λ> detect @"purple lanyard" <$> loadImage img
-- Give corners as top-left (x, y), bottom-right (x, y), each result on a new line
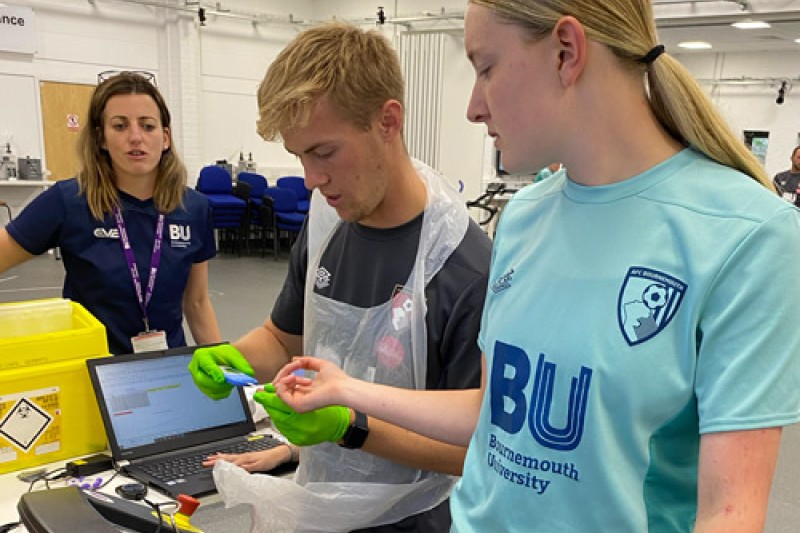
top-left (113, 206), bottom-right (164, 332)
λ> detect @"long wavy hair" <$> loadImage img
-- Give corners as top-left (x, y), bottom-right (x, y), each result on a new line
top-left (76, 72), bottom-right (188, 220)
top-left (470, 0), bottom-right (774, 190)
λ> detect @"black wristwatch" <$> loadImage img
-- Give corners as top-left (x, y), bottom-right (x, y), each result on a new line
top-left (339, 410), bottom-right (369, 449)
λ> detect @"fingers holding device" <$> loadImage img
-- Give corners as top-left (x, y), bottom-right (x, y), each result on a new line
top-left (220, 365), bottom-right (259, 387)
top-left (187, 344), bottom-right (255, 399)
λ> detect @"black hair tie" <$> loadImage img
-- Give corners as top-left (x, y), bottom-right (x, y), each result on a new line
top-left (639, 44), bottom-right (665, 65)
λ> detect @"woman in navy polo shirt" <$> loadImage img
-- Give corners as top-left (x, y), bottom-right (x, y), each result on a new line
top-left (0, 72), bottom-right (221, 354)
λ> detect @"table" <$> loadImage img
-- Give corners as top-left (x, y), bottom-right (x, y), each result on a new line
top-left (0, 429), bottom-right (284, 532)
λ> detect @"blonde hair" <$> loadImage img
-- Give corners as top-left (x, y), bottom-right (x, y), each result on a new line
top-left (77, 72), bottom-right (187, 220)
top-left (256, 21), bottom-right (405, 141)
top-left (470, 0), bottom-right (774, 190)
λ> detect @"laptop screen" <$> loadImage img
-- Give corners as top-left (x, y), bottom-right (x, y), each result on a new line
top-left (87, 347), bottom-right (256, 461)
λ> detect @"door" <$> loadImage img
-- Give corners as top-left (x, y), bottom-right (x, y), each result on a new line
top-left (39, 81), bottom-right (95, 181)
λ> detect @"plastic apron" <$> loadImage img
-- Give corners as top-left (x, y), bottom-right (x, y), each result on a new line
top-left (214, 160), bottom-right (469, 532)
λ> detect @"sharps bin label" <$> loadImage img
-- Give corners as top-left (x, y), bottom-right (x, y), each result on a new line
top-left (0, 388), bottom-right (56, 454)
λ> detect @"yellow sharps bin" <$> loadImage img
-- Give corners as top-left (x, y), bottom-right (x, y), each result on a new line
top-left (0, 298), bottom-right (111, 474)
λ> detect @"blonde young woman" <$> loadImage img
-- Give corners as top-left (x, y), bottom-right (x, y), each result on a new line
top-left (0, 72), bottom-right (221, 354)
top-left (272, 1), bottom-right (800, 532)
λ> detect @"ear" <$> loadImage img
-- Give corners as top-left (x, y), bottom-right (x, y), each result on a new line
top-left (163, 127), bottom-right (171, 151)
top-left (552, 16), bottom-right (587, 88)
top-left (97, 127), bottom-right (107, 150)
top-left (377, 99), bottom-right (404, 142)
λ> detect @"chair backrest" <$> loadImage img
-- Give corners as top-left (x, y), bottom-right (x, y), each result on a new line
top-left (197, 165), bottom-right (233, 194)
top-left (265, 186), bottom-right (299, 212)
top-left (236, 172), bottom-right (268, 199)
top-left (232, 180), bottom-right (252, 202)
top-left (276, 176), bottom-right (309, 201)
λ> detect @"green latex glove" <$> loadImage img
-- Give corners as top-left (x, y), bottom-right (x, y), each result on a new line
top-left (188, 344), bottom-right (255, 400)
top-left (254, 384), bottom-right (350, 446)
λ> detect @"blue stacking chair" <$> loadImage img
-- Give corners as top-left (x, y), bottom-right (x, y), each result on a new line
top-left (236, 172), bottom-right (271, 254)
top-left (196, 165), bottom-right (247, 254)
top-left (276, 176), bottom-right (310, 214)
top-left (263, 186), bottom-right (306, 259)
top-left (236, 172), bottom-right (269, 208)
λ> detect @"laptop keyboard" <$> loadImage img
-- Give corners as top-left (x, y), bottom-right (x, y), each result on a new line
top-left (138, 436), bottom-right (282, 482)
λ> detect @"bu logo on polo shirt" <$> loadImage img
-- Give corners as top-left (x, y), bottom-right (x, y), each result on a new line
top-left (169, 224), bottom-right (191, 248)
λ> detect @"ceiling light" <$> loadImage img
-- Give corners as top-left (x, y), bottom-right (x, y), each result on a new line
top-left (795, 38), bottom-right (800, 44)
top-left (678, 41), bottom-right (713, 50)
top-left (731, 20), bottom-right (771, 29)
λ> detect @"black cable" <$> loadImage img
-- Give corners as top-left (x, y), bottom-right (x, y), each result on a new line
top-left (143, 499), bottom-right (163, 533)
top-left (95, 467), bottom-right (120, 489)
top-left (143, 499), bottom-right (179, 533)
top-left (27, 467), bottom-right (67, 492)
top-left (0, 522), bottom-right (20, 533)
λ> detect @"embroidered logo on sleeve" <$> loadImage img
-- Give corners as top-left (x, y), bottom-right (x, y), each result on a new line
top-left (491, 268), bottom-right (515, 294)
top-left (618, 267), bottom-right (686, 346)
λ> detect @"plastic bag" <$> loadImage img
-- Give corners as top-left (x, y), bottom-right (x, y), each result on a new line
top-left (213, 461), bottom-right (453, 533)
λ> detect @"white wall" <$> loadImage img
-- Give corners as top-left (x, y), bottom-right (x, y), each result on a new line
top-left (1, 0), bottom-right (798, 192)
top-left (0, 0), bottom-right (163, 166)
top-left (0, 0), bottom-right (314, 185)
top-left (677, 50), bottom-right (800, 177)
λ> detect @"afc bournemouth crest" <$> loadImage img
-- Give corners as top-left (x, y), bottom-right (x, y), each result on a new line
top-left (618, 267), bottom-right (686, 346)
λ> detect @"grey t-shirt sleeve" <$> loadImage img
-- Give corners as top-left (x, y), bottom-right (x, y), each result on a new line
top-left (424, 221), bottom-right (490, 390)
top-left (270, 222), bottom-right (308, 335)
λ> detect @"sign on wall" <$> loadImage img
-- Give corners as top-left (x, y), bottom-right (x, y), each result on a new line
top-left (0, 5), bottom-right (37, 54)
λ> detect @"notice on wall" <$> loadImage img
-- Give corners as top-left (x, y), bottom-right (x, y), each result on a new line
top-left (0, 5), bottom-right (37, 54)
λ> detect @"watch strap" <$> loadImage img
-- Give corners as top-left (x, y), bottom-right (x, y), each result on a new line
top-left (339, 410), bottom-right (369, 449)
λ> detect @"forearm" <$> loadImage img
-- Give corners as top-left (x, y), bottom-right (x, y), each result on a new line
top-left (183, 296), bottom-right (222, 345)
top-left (235, 318), bottom-right (300, 383)
top-left (694, 427), bottom-right (781, 533)
top-left (0, 229), bottom-right (33, 274)
top-left (342, 382), bottom-right (482, 447)
top-left (362, 416), bottom-right (467, 475)
top-left (182, 261), bottom-right (221, 345)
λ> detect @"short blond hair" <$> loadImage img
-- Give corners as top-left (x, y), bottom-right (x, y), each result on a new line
top-left (257, 21), bottom-right (405, 141)
top-left (471, 0), bottom-right (773, 190)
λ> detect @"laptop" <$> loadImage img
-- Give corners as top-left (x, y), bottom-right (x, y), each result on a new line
top-left (86, 346), bottom-right (282, 498)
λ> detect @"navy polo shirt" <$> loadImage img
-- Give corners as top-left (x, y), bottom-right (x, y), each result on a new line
top-left (7, 179), bottom-right (216, 354)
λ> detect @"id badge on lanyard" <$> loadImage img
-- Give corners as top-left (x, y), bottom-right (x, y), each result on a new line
top-left (114, 206), bottom-right (169, 353)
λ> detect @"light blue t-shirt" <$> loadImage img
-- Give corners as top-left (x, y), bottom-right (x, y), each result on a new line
top-left (452, 149), bottom-right (800, 532)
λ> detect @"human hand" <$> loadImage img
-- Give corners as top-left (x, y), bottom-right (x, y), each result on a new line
top-left (272, 356), bottom-right (352, 413)
top-left (188, 344), bottom-right (254, 400)
top-left (202, 444), bottom-right (294, 473)
top-left (253, 384), bottom-right (350, 446)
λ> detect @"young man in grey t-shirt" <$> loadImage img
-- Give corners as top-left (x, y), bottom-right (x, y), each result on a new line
top-left (773, 145), bottom-right (800, 206)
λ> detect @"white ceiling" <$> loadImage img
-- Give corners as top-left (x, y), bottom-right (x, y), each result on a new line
top-left (656, 12), bottom-right (800, 54)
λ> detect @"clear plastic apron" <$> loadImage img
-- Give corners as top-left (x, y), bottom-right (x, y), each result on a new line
top-left (214, 160), bottom-right (469, 532)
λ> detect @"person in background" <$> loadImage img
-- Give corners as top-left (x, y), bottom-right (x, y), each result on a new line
top-left (189, 21), bottom-right (490, 533)
top-left (773, 145), bottom-right (800, 206)
top-left (270, 1), bottom-right (800, 533)
top-left (0, 72), bottom-right (221, 355)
